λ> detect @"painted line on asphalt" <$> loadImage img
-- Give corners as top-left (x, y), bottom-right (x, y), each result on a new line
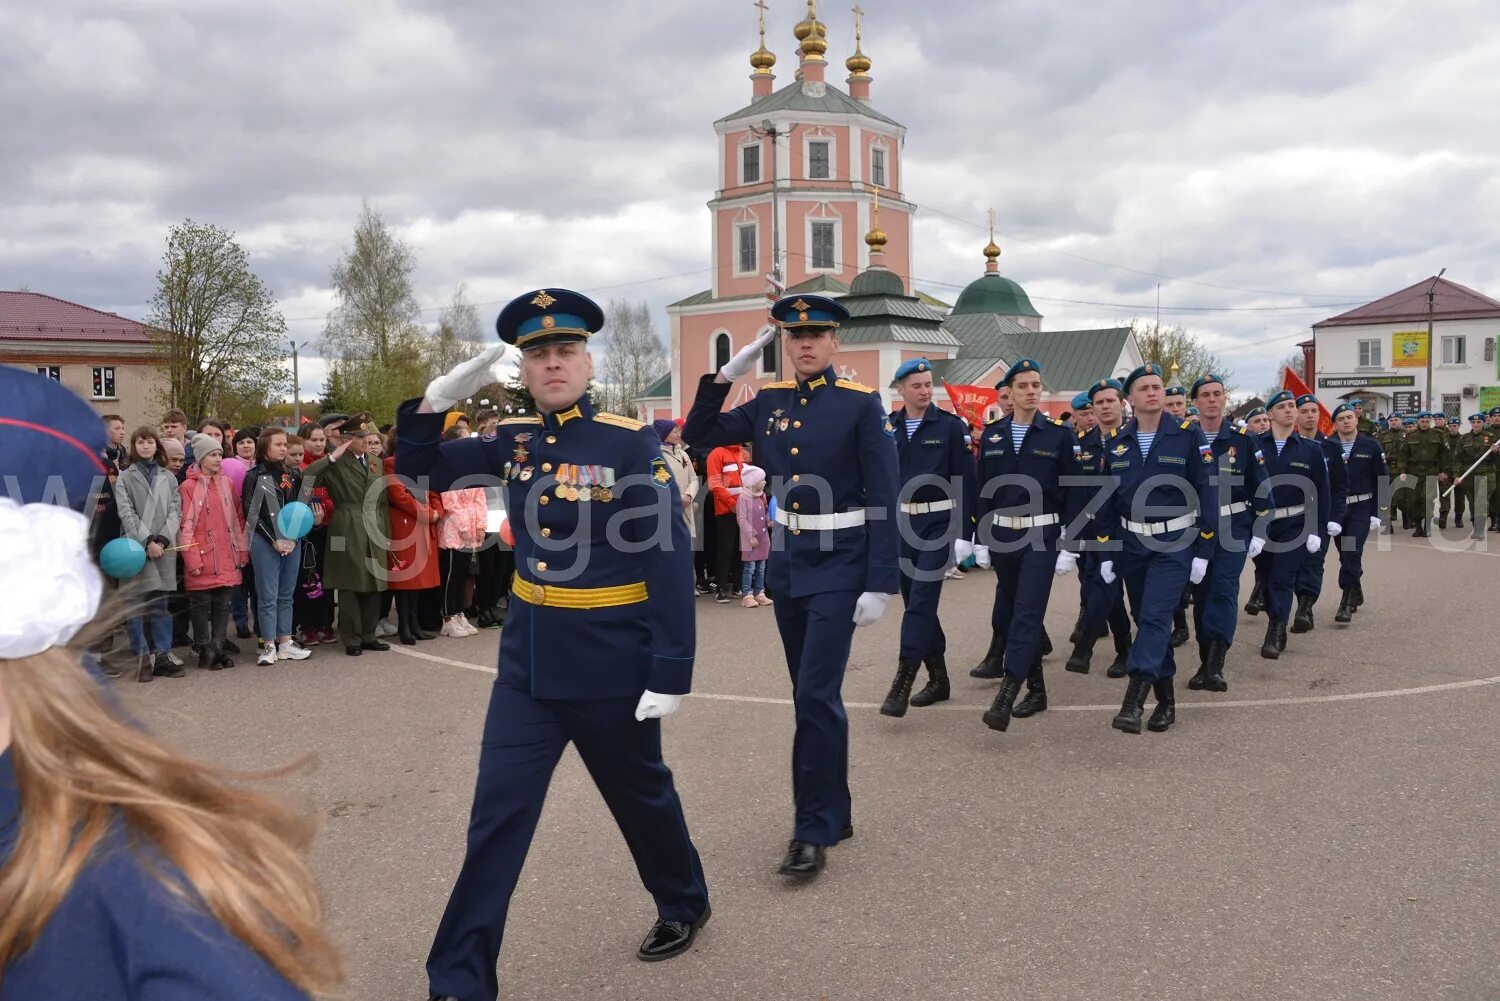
top-left (386, 646), bottom-right (1500, 711)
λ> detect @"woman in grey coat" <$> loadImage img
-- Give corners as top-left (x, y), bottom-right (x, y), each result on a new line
top-left (113, 426), bottom-right (184, 682)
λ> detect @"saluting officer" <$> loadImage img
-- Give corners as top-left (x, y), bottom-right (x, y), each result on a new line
top-left (1185, 373), bottom-right (1268, 693)
top-left (972, 359), bottom-right (1085, 732)
top-left (879, 357), bottom-right (977, 717)
top-left (1254, 390), bottom-right (1331, 660)
top-left (1291, 394), bottom-right (1347, 634)
top-left (1329, 402), bottom-right (1387, 622)
top-left (1094, 364), bottom-right (1218, 734)
top-left (1064, 378), bottom-right (1134, 678)
top-left (399, 289), bottom-right (710, 1001)
top-left (684, 294), bottom-right (899, 880)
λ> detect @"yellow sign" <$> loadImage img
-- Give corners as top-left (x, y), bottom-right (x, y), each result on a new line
top-left (1392, 330), bottom-right (1428, 367)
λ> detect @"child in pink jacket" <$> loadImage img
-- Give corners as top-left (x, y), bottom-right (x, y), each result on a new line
top-left (736, 465), bottom-right (772, 607)
top-left (179, 434), bottom-right (249, 669)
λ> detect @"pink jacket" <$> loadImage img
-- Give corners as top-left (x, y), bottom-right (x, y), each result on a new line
top-left (736, 490), bottom-right (770, 561)
top-left (437, 487), bottom-right (489, 550)
top-left (178, 465), bottom-right (248, 590)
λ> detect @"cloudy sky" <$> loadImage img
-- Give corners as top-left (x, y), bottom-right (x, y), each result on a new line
top-left (5, 0), bottom-right (1499, 399)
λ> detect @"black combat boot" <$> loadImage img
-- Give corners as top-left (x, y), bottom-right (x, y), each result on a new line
top-left (1350, 581), bottom-right (1365, 611)
top-left (1170, 609), bottom-right (1190, 648)
top-left (195, 644), bottom-right (214, 670)
top-left (1068, 611), bottom-right (1085, 645)
top-left (1243, 581), bottom-right (1266, 616)
top-left (1203, 640), bottom-right (1229, 692)
top-left (1261, 619), bottom-right (1284, 660)
top-left (879, 658), bottom-right (923, 718)
top-left (1040, 628), bottom-right (1053, 658)
top-left (909, 654), bottom-right (950, 707)
top-left (1412, 519), bottom-right (1428, 538)
top-left (1334, 589), bottom-right (1355, 623)
top-left (1105, 631), bottom-right (1131, 679)
top-left (1455, 513), bottom-right (1464, 529)
top-left (969, 630), bottom-right (1005, 679)
top-left (1147, 677), bottom-right (1176, 732)
top-left (1065, 631), bottom-right (1100, 673)
top-left (1437, 514), bottom-right (1448, 530)
top-left (1187, 640), bottom-right (1212, 690)
top-left (1011, 660), bottom-right (1047, 719)
top-left (1111, 675), bottom-right (1152, 734)
top-left (981, 675), bottom-right (1025, 732)
top-left (1290, 595), bottom-right (1315, 634)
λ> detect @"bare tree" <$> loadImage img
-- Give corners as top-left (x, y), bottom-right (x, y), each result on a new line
top-left (1131, 319), bottom-right (1234, 391)
top-left (596, 299), bottom-right (667, 416)
top-left (426, 283), bottom-right (485, 377)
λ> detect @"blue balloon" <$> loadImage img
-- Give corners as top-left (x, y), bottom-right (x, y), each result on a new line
top-left (768, 496), bottom-right (777, 522)
top-left (100, 537), bottom-right (147, 579)
top-left (277, 501), bottom-right (315, 541)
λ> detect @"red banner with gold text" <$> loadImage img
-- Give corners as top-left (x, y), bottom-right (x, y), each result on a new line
top-left (942, 381), bottom-right (998, 438)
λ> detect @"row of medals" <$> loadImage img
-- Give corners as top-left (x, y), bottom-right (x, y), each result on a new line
top-left (505, 434), bottom-right (614, 502)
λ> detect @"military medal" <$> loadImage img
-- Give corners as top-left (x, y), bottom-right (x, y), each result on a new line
top-left (565, 464), bottom-right (579, 501)
top-left (503, 461), bottom-right (513, 479)
top-left (555, 464), bottom-right (569, 498)
top-left (578, 465), bottom-right (591, 503)
top-left (519, 466), bottom-right (533, 481)
top-left (512, 433), bottom-right (531, 465)
top-left (600, 467), bottom-right (614, 502)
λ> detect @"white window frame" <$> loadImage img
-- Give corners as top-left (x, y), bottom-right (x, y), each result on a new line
top-left (35, 365), bottom-right (60, 382)
top-left (803, 133), bottom-right (836, 181)
top-left (733, 221), bottom-right (759, 278)
top-left (1356, 338), bottom-right (1381, 368)
top-left (91, 365), bottom-right (116, 400)
top-left (1441, 335), bottom-right (1466, 365)
top-left (712, 330), bottom-right (732, 373)
top-left (807, 218), bottom-right (839, 272)
top-left (758, 328), bottom-right (779, 377)
top-left (738, 139), bottom-right (762, 186)
top-left (870, 145), bottom-right (887, 189)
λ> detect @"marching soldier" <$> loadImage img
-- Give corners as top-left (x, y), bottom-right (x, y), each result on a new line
top-left (684, 294), bottom-right (899, 879)
top-left (1094, 364), bottom-right (1217, 734)
top-left (973, 359), bottom-right (1084, 732)
top-left (879, 358), bottom-right (977, 716)
top-left (1378, 413), bottom-right (1407, 532)
top-left (1439, 416), bottom-right (1463, 528)
top-left (1242, 406), bottom-right (1275, 616)
top-left (1066, 392), bottom-right (1096, 643)
top-left (1292, 394), bottom-right (1347, 634)
top-left (401, 290), bottom-right (710, 1001)
top-left (1064, 379), bottom-right (1133, 678)
top-left (1402, 411), bottom-right (1450, 537)
top-left (1254, 391), bottom-right (1331, 660)
top-left (1453, 414), bottom-right (1490, 538)
top-left (1329, 402), bottom-right (1387, 622)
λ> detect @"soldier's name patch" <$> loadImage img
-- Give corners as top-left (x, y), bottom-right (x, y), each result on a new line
top-left (1032, 449), bottom-right (1056, 457)
top-left (1158, 455), bottom-right (1186, 466)
top-left (1110, 460), bottom-right (1131, 470)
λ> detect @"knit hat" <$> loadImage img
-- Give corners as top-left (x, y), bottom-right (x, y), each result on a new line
top-left (190, 433), bottom-right (223, 465)
top-left (443, 411), bottom-right (469, 433)
top-left (740, 464), bottom-right (766, 489)
top-left (652, 418), bottom-right (677, 441)
top-left (161, 437), bottom-right (185, 460)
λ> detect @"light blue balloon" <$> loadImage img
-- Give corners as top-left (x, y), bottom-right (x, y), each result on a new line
top-left (100, 537), bottom-right (147, 579)
top-left (768, 496), bottom-right (777, 522)
top-left (276, 501), bottom-right (315, 540)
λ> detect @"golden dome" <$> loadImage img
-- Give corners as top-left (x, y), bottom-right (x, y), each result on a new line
top-left (983, 238), bottom-right (1002, 263)
top-left (846, 48), bottom-right (871, 76)
top-left (794, 0), bottom-right (827, 59)
top-left (751, 43), bottom-right (777, 73)
top-left (865, 225), bottom-right (888, 252)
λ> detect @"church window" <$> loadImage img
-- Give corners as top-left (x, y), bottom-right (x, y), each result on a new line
top-left (871, 147), bottom-right (886, 188)
top-left (713, 332), bottom-right (731, 372)
top-left (809, 141), bottom-right (830, 179)
top-left (736, 224), bottom-right (758, 275)
top-left (742, 144), bottom-right (761, 184)
top-left (811, 222), bottom-right (836, 269)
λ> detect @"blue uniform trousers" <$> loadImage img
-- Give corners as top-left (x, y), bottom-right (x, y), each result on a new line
top-left (988, 528), bottom-right (1059, 682)
top-left (1263, 517), bottom-right (1307, 622)
top-left (1192, 516), bottom-right (1252, 647)
top-left (427, 684), bottom-right (708, 1001)
top-left (1336, 503), bottom-right (1375, 590)
top-left (897, 514), bottom-right (950, 662)
top-left (1080, 551), bottom-right (1131, 638)
top-left (1294, 530), bottom-right (1331, 600)
top-left (1118, 544), bottom-right (1192, 681)
top-left (770, 577), bottom-right (858, 846)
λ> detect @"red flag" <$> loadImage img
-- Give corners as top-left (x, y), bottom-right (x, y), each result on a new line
top-left (941, 381), bottom-right (998, 438)
top-left (1281, 368), bottom-right (1334, 436)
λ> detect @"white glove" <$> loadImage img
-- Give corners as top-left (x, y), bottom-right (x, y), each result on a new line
top-left (1305, 534), bottom-right (1321, 554)
top-left (973, 544), bottom-right (991, 569)
top-left (1054, 550), bottom-right (1078, 576)
top-left (1099, 560), bottom-right (1116, 584)
top-left (954, 538), bottom-right (974, 564)
top-left (1327, 521), bottom-right (1342, 538)
top-left (1369, 516), bottom-right (1381, 531)
top-left (852, 591), bottom-right (890, 628)
top-left (1189, 557), bottom-right (1209, 585)
top-left (1248, 536), bottom-right (1265, 558)
top-left (424, 343), bottom-right (515, 412)
top-left (634, 690), bottom-right (683, 721)
top-left (718, 324), bottom-right (777, 382)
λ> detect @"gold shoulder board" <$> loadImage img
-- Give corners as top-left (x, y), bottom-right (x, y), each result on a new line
top-left (498, 416), bottom-right (541, 426)
top-left (835, 378), bottom-right (875, 393)
top-left (593, 412), bottom-right (646, 432)
top-left (762, 380), bottom-right (796, 390)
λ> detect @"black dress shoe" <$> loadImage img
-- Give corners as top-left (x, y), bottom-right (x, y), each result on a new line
top-left (361, 640), bottom-right (391, 652)
top-left (779, 840), bottom-right (826, 878)
top-left (840, 823), bottom-right (854, 841)
top-left (637, 902), bottom-right (711, 962)
top-left (345, 645), bottom-right (362, 656)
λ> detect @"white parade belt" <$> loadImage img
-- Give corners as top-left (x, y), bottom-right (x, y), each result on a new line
top-left (1269, 504), bottom-right (1306, 520)
top-left (1124, 513), bottom-right (1196, 536)
top-left (990, 512), bottom-right (1059, 529)
top-left (1346, 493), bottom-right (1373, 504)
top-left (900, 499), bottom-right (956, 514)
top-left (774, 508), bottom-right (867, 531)
top-left (1219, 501), bottom-right (1248, 516)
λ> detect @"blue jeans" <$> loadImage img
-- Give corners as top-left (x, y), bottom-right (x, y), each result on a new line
top-left (127, 591), bottom-right (174, 655)
top-left (250, 534), bottom-right (302, 641)
top-left (740, 559), bottom-right (766, 595)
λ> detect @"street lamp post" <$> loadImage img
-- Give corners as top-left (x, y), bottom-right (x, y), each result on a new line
top-left (289, 339), bottom-right (309, 427)
top-left (749, 117), bottom-right (787, 381)
top-left (1425, 267), bottom-right (1446, 413)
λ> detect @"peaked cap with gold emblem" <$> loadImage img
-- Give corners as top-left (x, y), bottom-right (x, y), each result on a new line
top-left (496, 288), bottom-right (606, 349)
top-left (770, 293), bottom-right (850, 330)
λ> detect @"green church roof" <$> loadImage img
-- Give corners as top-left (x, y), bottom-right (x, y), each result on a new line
top-left (950, 273), bottom-right (1042, 319)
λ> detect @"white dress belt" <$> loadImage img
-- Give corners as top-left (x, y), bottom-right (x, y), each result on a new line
top-left (901, 499), bottom-right (956, 514)
top-left (1346, 493), bottom-right (1373, 504)
top-left (1219, 501), bottom-right (1248, 516)
top-left (773, 508), bottom-right (867, 531)
top-left (990, 512), bottom-right (1060, 529)
top-left (1270, 504), bottom-right (1306, 520)
top-left (1123, 513), bottom-right (1197, 536)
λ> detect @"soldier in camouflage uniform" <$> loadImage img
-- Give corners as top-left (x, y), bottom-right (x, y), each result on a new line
top-left (1355, 400), bottom-right (1377, 438)
top-left (1438, 417), bottom-right (1463, 528)
top-left (1378, 414), bottom-right (1407, 533)
top-left (1401, 412), bottom-right (1451, 537)
top-left (1452, 414), bottom-right (1493, 538)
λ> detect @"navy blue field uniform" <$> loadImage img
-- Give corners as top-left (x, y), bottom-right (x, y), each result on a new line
top-left (1332, 433), bottom-right (1387, 620)
top-left (1292, 433), bottom-right (1349, 630)
top-left (1187, 424), bottom-right (1269, 691)
top-left (1069, 424), bottom-right (1133, 674)
top-left (1094, 417), bottom-right (1217, 732)
top-left (1255, 431), bottom-right (1332, 659)
top-left (398, 394), bottom-right (708, 1001)
top-left (973, 412), bottom-right (1084, 730)
top-left (684, 365), bottom-right (899, 849)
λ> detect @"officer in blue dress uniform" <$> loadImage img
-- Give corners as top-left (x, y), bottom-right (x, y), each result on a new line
top-left (973, 359), bottom-right (1086, 732)
top-left (1184, 373), bottom-right (1269, 693)
top-left (1241, 406), bottom-right (1276, 615)
top-left (1253, 390), bottom-right (1331, 661)
top-left (1292, 394), bottom-right (1348, 634)
top-left (1329, 402), bottom-right (1388, 622)
top-left (1064, 378), bottom-right (1134, 677)
top-left (1065, 391), bottom-right (1096, 643)
top-left (683, 294), bottom-right (899, 880)
top-left (397, 289), bottom-right (710, 1001)
top-left (1093, 364), bottom-right (1218, 734)
top-left (879, 357), bottom-right (977, 717)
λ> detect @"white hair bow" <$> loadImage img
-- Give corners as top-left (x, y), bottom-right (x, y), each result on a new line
top-left (0, 498), bottom-right (103, 660)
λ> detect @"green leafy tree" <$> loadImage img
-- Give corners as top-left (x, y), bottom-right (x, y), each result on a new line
top-left (1131, 319), bottom-right (1234, 392)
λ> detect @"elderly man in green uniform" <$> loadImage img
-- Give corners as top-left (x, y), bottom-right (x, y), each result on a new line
top-left (1379, 414), bottom-right (1408, 533)
top-left (1402, 412), bottom-right (1450, 537)
top-left (303, 412), bottom-right (391, 655)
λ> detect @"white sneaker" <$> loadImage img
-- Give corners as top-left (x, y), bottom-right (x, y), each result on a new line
top-left (461, 616), bottom-right (481, 637)
top-left (256, 643), bottom-right (277, 666)
top-left (376, 619), bottom-right (398, 637)
top-left (440, 617), bottom-right (463, 638)
top-left (277, 640), bottom-right (312, 661)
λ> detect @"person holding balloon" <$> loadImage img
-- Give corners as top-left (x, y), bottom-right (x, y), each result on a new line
top-left (180, 433), bottom-right (251, 670)
top-left (112, 426), bottom-right (185, 683)
top-left (243, 429), bottom-right (315, 665)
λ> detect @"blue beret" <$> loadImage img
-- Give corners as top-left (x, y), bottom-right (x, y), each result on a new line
top-left (1088, 378), bottom-right (1124, 399)
top-left (1189, 373), bottom-right (1225, 397)
top-left (1185, 406), bottom-right (1199, 417)
top-left (496, 288), bottom-right (604, 349)
top-left (1447, 416), bottom-right (1460, 425)
top-left (997, 358), bottom-right (1041, 388)
top-left (894, 358), bottom-right (932, 382)
top-left (1295, 394), bottom-right (1319, 408)
top-left (1122, 364), bottom-right (1163, 394)
top-left (1071, 392), bottom-right (1092, 411)
top-left (1331, 403), bottom-right (1357, 420)
top-left (1489, 407), bottom-right (1500, 417)
top-left (1164, 386), bottom-right (1187, 398)
top-left (1245, 406), bottom-right (1268, 418)
top-left (1469, 414), bottom-right (1486, 422)
top-left (1266, 390), bottom-right (1296, 409)
top-left (0, 367), bottom-right (107, 512)
top-left (771, 293), bottom-right (849, 329)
